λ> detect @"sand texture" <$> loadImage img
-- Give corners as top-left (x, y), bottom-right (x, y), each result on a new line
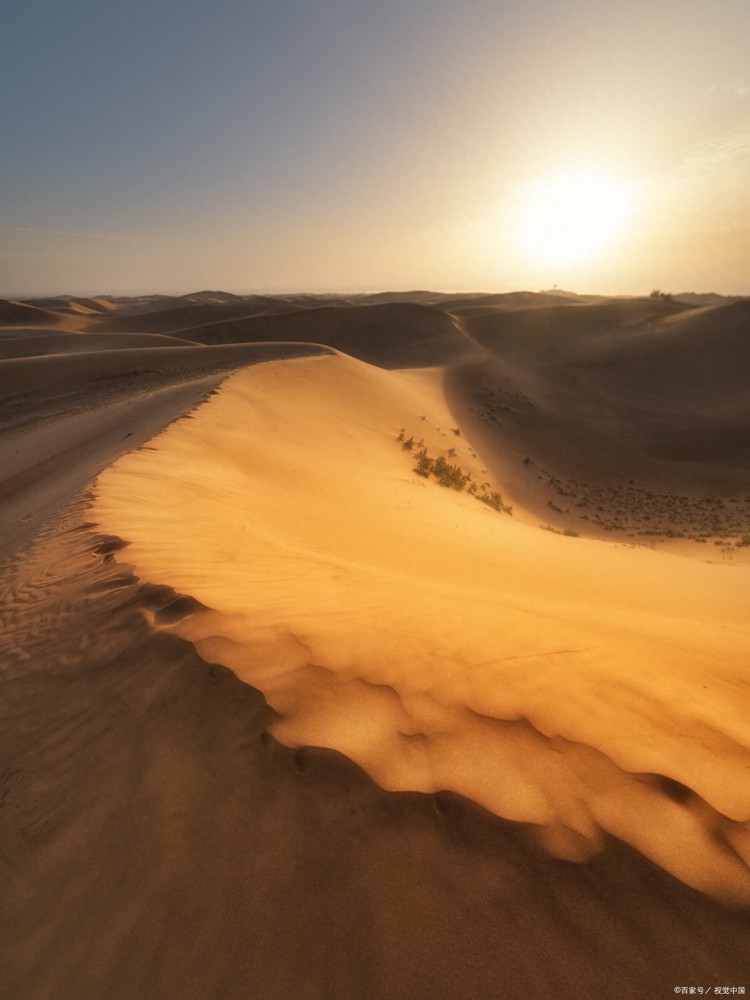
top-left (2, 290), bottom-right (750, 999)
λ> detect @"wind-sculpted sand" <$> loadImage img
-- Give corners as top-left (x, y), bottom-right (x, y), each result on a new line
top-left (95, 352), bottom-right (750, 905)
top-left (4, 289), bottom-right (750, 999)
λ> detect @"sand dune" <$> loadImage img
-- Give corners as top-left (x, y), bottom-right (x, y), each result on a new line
top-left (0, 328), bottom-right (198, 359)
top-left (0, 341), bottom-right (329, 401)
top-left (3, 289), bottom-right (750, 998)
top-left (0, 298), bottom-right (94, 330)
top-left (95, 350), bottom-right (750, 906)
top-left (5, 497), bottom-right (750, 1000)
top-left (181, 289), bottom-right (244, 303)
top-left (0, 338), bottom-right (328, 558)
top-left (91, 294), bottom-right (306, 334)
top-left (436, 289), bottom-right (598, 315)
top-left (460, 295), bottom-right (689, 358)
top-left (183, 302), bottom-right (479, 368)
top-left (446, 299), bottom-right (750, 546)
top-left (89, 297), bottom-right (479, 371)
top-left (23, 296), bottom-right (110, 315)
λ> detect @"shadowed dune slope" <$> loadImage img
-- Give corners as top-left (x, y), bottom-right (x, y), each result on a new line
top-left (444, 298), bottom-right (750, 539)
top-left (0, 299), bottom-right (92, 330)
top-left (461, 296), bottom-right (691, 363)
top-left (0, 329), bottom-right (198, 359)
top-left (180, 289), bottom-right (244, 303)
top-left (437, 290), bottom-right (598, 316)
top-left (96, 352), bottom-right (750, 905)
top-left (91, 295), bottom-right (306, 334)
top-left (0, 341), bottom-right (331, 400)
top-left (184, 302), bottom-right (479, 368)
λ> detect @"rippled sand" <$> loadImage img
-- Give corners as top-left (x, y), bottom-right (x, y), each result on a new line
top-left (3, 290), bottom-right (750, 999)
top-left (96, 352), bottom-right (750, 904)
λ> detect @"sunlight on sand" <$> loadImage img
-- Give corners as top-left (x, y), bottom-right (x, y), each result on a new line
top-left (95, 352), bottom-right (750, 904)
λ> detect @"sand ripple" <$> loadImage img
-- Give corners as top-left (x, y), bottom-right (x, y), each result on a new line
top-left (94, 354), bottom-right (750, 904)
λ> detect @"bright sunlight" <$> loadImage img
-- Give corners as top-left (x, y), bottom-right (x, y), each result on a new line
top-left (514, 169), bottom-right (639, 268)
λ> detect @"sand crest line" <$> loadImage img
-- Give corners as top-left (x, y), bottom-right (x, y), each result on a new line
top-left (95, 353), bottom-right (750, 905)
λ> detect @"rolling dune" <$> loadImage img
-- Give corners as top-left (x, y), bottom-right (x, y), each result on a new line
top-left (0, 298), bottom-right (95, 330)
top-left (446, 299), bottom-right (750, 545)
top-left (5, 496), bottom-right (750, 1000)
top-left (95, 351), bottom-right (750, 904)
top-left (0, 329), bottom-right (199, 359)
top-left (3, 289), bottom-right (750, 999)
top-left (90, 295), bottom-right (306, 334)
top-left (183, 302), bottom-right (479, 368)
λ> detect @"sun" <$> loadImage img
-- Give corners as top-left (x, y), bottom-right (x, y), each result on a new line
top-left (514, 168), bottom-right (637, 268)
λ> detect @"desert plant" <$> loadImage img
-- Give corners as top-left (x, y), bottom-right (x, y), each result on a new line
top-left (402, 440), bottom-right (510, 513)
top-left (478, 490), bottom-right (505, 512)
top-left (414, 450), bottom-right (434, 478)
top-left (433, 455), bottom-right (469, 490)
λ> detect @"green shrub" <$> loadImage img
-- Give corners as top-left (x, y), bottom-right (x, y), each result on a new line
top-left (433, 455), bottom-right (469, 490)
top-left (402, 438), bottom-right (510, 513)
top-left (414, 450), bottom-right (434, 478)
top-left (478, 490), bottom-right (505, 511)
top-left (542, 524), bottom-right (579, 537)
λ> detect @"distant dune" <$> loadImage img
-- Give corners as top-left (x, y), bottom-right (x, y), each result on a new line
top-left (183, 302), bottom-right (480, 368)
top-left (0, 298), bottom-right (94, 330)
top-left (2, 288), bottom-right (749, 1000)
top-left (89, 295), bottom-right (306, 334)
top-left (0, 329), bottom-right (198, 359)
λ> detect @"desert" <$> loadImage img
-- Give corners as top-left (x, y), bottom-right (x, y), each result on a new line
top-left (1, 289), bottom-right (749, 999)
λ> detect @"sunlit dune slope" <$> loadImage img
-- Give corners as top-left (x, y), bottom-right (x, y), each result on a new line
top-left (96, 351), bottom-right (750, 904)
top-left (21, 295), bottom-right (101, 315)
top-left (0, 298), bottom-right (95, 331)
top-left (0, 340), bottom-right (330, 562)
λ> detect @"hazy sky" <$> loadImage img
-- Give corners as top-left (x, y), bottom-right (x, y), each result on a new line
top-left (3, 0), bottom-right (749, 296)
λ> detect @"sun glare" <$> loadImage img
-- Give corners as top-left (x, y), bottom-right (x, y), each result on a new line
top-left (514, 169), bottom-right (637, 268)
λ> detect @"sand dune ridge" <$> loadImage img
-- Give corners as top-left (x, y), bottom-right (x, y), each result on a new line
top-left (95, 352), bottom-right (750, 904)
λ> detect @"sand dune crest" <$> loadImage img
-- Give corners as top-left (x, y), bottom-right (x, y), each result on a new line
top-left (95, 352), bottom-right (750, 904)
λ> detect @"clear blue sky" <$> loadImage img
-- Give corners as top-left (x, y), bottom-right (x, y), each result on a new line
top-left (3, 0), bottom-right (749, 295)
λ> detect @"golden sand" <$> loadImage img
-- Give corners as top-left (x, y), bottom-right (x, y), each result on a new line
top-left (96, 351), bottom-right (750, 903)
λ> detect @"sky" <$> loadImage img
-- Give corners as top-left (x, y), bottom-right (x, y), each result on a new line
top-left (2, 0), bottom-right (749, 297)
